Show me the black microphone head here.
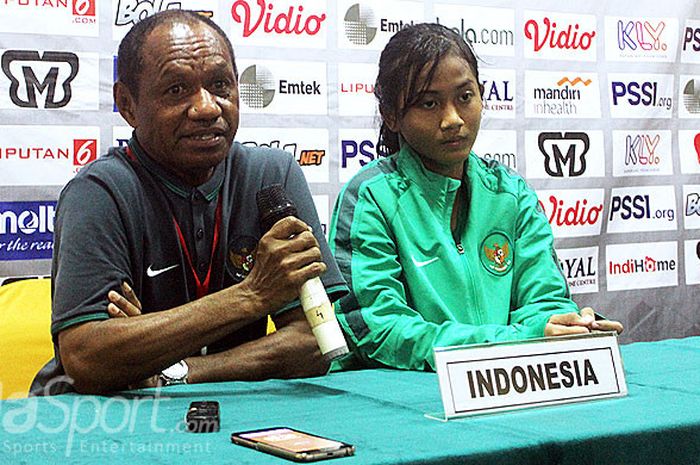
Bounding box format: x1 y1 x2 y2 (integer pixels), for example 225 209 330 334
256 184 299 233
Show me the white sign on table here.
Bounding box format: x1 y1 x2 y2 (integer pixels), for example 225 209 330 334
433 332 627 419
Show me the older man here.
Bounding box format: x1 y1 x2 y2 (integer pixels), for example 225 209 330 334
31 10 347 395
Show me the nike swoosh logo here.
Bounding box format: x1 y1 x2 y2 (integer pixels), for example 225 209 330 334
411 256 439 268
146 264 179 278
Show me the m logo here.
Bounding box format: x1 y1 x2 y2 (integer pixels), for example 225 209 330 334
1 50 79 109
538 132 589 177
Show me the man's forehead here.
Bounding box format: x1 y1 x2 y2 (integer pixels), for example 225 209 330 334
144 19 227 58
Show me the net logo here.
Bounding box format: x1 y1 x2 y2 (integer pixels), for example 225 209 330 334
115 0 213 27
231 0 326 38
0 201 56 261
343 3 377 45
557 247 598 294
537 132 589 177
681 78 700 114
1 50 79 109
73 139 97 167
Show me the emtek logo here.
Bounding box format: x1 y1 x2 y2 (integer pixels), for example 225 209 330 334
239 65 275 108
1 50 79 109
538 132 589 177
343 3 377 45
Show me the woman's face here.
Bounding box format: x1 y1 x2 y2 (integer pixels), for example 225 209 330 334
388 53 482 179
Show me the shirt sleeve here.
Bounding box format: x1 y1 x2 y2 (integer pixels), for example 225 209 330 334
51 176 131 337
507 178 578 331
330 183 566 372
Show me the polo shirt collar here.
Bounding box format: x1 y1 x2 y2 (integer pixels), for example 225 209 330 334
127 135 224 201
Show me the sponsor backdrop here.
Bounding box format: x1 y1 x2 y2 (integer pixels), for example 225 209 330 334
0 0 698 343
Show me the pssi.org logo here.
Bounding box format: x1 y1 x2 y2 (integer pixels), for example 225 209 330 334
239 65 276 108
114 0 213 27
343 3 377 45
682 78 700 114
1 50 79 109
538 132 589 177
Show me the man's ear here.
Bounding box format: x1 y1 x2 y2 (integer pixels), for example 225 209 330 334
113 82 137 128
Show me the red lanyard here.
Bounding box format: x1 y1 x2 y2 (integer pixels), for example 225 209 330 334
173 196 222 299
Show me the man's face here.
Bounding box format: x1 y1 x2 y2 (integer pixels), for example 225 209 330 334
125 20 239 186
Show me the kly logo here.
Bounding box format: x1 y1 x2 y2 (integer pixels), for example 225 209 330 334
611 130 672 177
609 73 674 118
607 186 676 233
523 11 596 61
343 3 377 45
231 0 326 38
538 132 588 177
537 189 604 238
0 201 56 261
557 247 598 294
239 64 276 109
605 17 678 61
681 77 700 116
1 50 79 109
525 72 600 118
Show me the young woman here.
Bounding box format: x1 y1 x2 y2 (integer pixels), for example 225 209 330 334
329 23 622 371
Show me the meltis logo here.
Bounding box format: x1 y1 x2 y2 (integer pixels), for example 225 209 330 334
235 127 330 183
480 69 515 119
338 0 422 50
604 16 678 62
434 5 515 57
525 71 601 118
536 189 604 238
523 11 596 61
606 242 678 291
237 60 327 115
607 186 677 233
611 130 672 177
339 128 379 183
338 62 377 117
608 73 674 118
0 125 100 186
684 240 700 285
681 19 700 64
0 201 56 262
680 76 700 118
231 0 328 48
0 50 99 110
557 247 599 294
683 185 700 230
678 130 700 175
0 0 97 36
113 0 216 41
472 130 518 172
525 131 604 179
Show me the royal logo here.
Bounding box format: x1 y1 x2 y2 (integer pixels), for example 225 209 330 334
617 20 667 52
73 139 97 167
343 3 377 45
524 16 595 52
1 50 79 109
538 132 588 177
231 0 326 38
481 78 514 111
480 232 513 276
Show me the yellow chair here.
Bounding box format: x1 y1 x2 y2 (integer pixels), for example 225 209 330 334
0 278 53 399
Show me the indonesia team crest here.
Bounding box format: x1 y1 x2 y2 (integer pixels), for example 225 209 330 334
226 236 258 282
480 232 513 276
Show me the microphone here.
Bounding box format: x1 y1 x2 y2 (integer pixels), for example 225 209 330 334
256 184 349 361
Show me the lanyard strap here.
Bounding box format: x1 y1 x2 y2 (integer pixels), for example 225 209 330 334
173 196 222 299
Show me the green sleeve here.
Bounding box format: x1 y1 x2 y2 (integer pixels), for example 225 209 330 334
508 179 579 333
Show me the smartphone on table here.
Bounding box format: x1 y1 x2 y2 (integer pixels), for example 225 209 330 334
231 427 355 462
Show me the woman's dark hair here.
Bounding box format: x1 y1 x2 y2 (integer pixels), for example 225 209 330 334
117 10 237 99
375 23 481 157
